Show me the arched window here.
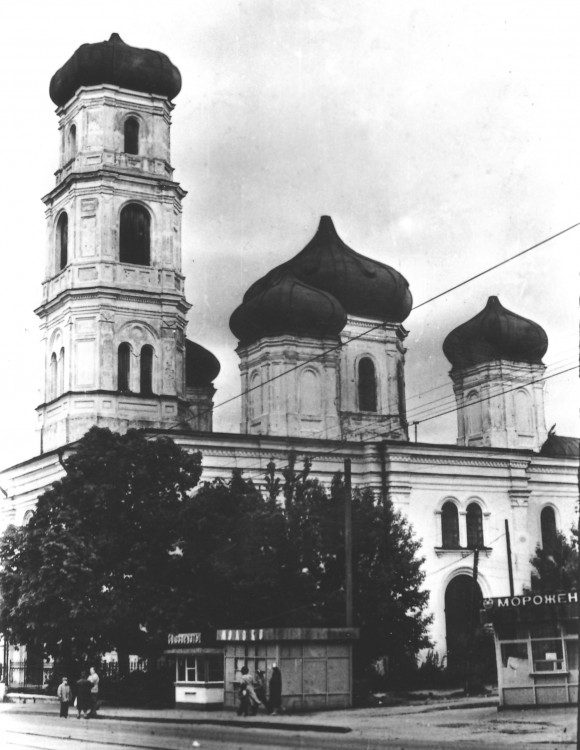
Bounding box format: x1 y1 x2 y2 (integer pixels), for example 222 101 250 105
299 370 321 415
124 117 139 155
58 347 65 395
57 212 68 270
140 345 153 395
120 204 150 265
118 343 131 392
249 371 261 421
49 353 57 401
541 506 557 552
69 124 77 158
397 360 407 425
23 510 34 526
466 503 484 549
515 389 533 434
358 357 377 412
466 391 482 436
441 501 460 548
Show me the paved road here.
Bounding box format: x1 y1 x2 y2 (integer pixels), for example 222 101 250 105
2 711 576 750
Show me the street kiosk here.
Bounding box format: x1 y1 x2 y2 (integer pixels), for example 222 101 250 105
483 591 578 707
217 627 359 711
164 632 224 708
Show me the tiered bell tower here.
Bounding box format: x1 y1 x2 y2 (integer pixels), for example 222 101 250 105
36 34 196 451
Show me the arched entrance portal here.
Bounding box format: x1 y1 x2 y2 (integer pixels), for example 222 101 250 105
445 574 496 688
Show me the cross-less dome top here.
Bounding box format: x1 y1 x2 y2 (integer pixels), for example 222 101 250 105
49 33 182 107
230 273 347 346
443 296 548 370
242 216 412 322
185 339 220 388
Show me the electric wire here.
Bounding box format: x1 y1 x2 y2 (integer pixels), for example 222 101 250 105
164 221 580 432
181 362 578 485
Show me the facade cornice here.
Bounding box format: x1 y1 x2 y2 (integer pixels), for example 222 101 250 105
43 168 186 205
35 286 191 318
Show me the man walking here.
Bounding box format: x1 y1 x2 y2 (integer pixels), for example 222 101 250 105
88 666 100 717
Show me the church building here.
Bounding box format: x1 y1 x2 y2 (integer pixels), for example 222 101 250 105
1 34 577 682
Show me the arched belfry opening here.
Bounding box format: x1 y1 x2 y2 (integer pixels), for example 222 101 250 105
358 357 377 412
120 203 150 265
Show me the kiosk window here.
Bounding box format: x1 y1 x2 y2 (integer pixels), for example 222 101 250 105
531 640 564 671
501 642 528 668
176 657 197 682
566 641 578 670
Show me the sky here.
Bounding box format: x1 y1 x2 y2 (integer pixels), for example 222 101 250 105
0 0 578 469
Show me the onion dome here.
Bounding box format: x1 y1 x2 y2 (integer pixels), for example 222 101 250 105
49 33 182 107
242 216 412 322
443 296 548 370
185 339 220 388
229 272 347 346
540 432 579 458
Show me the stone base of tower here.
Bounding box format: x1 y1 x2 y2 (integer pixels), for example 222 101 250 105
37 391 190 452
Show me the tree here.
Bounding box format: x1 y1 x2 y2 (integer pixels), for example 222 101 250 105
529 526 579 593
0 427 202 674
167 469 315 632
282 468 432 677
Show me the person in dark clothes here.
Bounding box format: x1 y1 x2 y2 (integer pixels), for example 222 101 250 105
268 663 282 715
57 676 72 718
75 671 92 719
255 669 267 709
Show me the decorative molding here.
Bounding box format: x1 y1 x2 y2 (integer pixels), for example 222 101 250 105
509 489 531 507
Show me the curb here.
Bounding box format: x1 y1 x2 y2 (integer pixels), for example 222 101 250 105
0 707 351 734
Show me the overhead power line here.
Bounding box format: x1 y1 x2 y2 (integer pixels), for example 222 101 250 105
166 221 580 432
185 363 578 484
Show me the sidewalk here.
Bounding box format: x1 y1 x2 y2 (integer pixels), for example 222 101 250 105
2 692 576 746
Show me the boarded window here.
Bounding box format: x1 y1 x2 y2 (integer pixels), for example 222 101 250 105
120 204 150 265
299 370 321 415
515 389 533 434
466 503 484 549
358 357 377 412
466 391 482 435
441 501 460 548
140 345 153 395
124 117 139 155
118 343 131 391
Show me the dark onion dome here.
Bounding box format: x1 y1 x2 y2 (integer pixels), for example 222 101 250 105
229 272 347 346
242 216 413 323
49 33 182 107
185 339 220 387
443 296 548 370
540 432 580 458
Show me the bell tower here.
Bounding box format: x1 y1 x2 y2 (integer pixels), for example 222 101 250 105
36 34 193 451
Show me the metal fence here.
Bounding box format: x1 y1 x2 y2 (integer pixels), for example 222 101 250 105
8 660 53 689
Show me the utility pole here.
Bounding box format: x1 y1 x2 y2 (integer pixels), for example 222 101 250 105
344 458 353 628
504 520 514 596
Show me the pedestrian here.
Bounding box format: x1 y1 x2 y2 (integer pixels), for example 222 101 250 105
75 671 92 719
237 665 260 716
88 666 100 717
57 676 71 718
268 663 282 715
255 669 267 708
